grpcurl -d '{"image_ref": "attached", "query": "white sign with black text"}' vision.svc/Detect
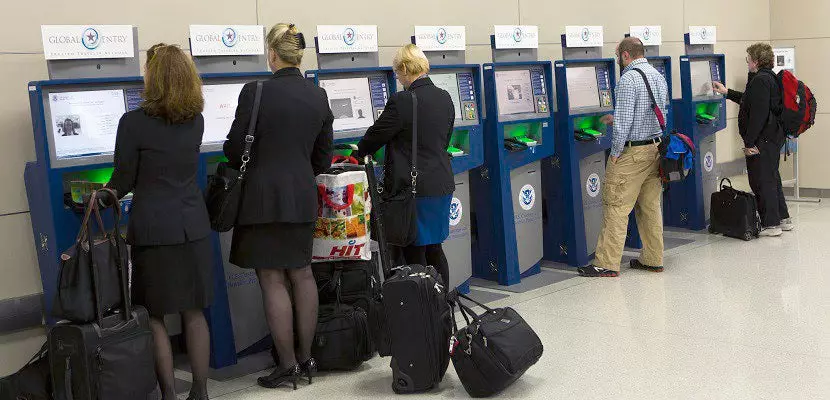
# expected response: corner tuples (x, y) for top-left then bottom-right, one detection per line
(773, 47), (796, 73)
(689, 26), (717, 45)
(189, 25), (265, 56)
(41, 25), (134, 60)
(629, 26), (662, 46)
(565, 26), (604, 48)
(493, 25), (539, 49)
(414, 26), (466, 52)
(317, 25), (378, 54)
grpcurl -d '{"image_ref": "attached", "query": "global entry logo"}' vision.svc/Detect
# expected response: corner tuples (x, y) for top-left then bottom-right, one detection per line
(581, 27), (590, 42)
(222, 28), (238, 47)
(513, 27), (523, 42)
(343, 28), (356, 45)
(437, 27), (447, 44)
(82, 27), (100, 50)
(642, 27), (651, 41)
(700, 27), (708, 40)
(519, 184), (535, 211)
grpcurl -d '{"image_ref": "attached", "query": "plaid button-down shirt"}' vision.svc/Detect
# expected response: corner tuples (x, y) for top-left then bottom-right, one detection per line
(611, 58), (669, 157)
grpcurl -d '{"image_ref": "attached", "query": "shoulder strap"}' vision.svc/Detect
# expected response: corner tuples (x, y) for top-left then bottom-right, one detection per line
(632, 68), (666, 133)
(410, 91), (418, 194)
(240, 81), (264, 174)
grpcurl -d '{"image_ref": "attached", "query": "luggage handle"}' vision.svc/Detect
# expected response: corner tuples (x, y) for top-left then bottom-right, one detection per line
(719, 178), (733, 191)
(317, 184), (355, 211)
(87, 189), (133, 325)
(362, 155), (392, 279)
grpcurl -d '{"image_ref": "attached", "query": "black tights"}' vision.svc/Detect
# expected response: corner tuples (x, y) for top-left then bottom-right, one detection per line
(257, 266), (318, 370)
(400, 244), (450, 286)
(151, 309), (210, 400)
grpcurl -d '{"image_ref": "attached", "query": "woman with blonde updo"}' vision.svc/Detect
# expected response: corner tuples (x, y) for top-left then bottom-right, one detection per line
(357, 44), (456, 285)
(223, 23), (333, 389)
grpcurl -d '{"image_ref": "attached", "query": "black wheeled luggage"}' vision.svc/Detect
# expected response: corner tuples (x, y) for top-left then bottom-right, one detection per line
(382, 265), (452, 393)
(709, 178), (762, 241)
(48, 191), (156, 400)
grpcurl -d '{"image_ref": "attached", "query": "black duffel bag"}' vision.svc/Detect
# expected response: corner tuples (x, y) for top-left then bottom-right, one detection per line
(205, 81), (262, 232)
(450, 293), (544, 398)
(311, 272), (373, 370)
(0, 342), (51, 400)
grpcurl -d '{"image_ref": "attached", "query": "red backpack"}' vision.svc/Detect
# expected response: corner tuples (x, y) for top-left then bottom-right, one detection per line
(766, 70), (817, 138)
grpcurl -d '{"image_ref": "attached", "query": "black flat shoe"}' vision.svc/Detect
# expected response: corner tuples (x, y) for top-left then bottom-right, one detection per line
(257, 364), (301, 390)
(299, 358), (318, 384)
(630, 259), (664, 272)
(577, 265), (619, 277)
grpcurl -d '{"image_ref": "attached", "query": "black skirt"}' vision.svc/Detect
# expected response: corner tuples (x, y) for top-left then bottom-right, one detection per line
(131, 236), (215, 317)
(230, 222), (314, 269)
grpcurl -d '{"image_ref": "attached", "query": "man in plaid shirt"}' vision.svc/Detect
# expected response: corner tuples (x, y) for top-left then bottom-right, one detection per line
(578, 37), (668, 277)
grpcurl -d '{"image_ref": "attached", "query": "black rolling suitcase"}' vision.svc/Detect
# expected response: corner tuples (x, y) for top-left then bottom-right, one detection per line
(382, 265), (452, 393)
(709, 178), (762, 241)
(48, 198), (156, 400)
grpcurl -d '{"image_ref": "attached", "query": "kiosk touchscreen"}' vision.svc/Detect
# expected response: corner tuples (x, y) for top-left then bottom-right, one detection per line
(201, 82), (246, 146)
(542, 35), (616, 268)
(470, 36), (554, 286)
(311, 72), (393, 144)
(665, 34), (726, 230)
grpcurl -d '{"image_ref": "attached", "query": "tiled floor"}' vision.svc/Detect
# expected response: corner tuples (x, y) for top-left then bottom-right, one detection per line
(176, 199), (829, 399)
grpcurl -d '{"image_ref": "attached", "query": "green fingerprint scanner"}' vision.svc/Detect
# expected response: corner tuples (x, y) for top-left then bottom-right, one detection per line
(447, 146), (465, 157)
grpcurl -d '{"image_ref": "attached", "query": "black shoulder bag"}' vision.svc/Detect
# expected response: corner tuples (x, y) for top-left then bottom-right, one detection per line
(379, 92), (419, 247)
(206, 81), (264, 232)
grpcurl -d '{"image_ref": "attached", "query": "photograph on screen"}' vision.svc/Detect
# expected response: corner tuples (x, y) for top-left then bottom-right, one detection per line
(690, 61), (715, 97)
(319, 77), (373, 132)
(566, 66), (601, 109)
(202, 83), (245, 144)
(430, 73), (463, 120)
(49, 89), (127, 159)
(495, 69), (534, 115)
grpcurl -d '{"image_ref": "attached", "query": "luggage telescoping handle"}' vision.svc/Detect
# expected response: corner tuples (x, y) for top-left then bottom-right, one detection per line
(89, 188), (133, 325)
(363, 155), (393, 279)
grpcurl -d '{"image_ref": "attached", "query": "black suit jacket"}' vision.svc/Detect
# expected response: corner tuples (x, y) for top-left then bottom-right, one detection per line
(357, 77), (455, 197)
(224, 67), (334, 225)
(108, 110), (211, 246)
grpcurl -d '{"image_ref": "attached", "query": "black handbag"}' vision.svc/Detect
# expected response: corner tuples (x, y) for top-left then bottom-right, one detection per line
(379, 92), (419, 247)
(0, 342), (51, 400)
(205, 81), (264, 232)
(53, 188), (127, 323)
(450, 293), (544, 398)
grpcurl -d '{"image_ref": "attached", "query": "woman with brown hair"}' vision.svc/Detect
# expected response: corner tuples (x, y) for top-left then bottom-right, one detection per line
(224, 23), (332, 390)
(104, 43), (214, 400)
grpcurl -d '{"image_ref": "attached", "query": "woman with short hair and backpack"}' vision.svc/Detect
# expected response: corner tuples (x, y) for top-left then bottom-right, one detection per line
(714, 43), (792, 237)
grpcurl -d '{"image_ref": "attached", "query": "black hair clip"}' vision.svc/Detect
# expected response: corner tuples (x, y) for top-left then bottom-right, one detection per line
(296, 32), (306, 49)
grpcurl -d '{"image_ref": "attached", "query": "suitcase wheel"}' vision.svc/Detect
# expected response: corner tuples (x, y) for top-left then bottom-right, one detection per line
(742, 231), (753, 241)
(708, 225), (717, 234)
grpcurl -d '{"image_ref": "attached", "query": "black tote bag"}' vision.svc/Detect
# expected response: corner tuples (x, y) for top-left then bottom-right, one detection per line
(205, 81), (264, 232)
(379, 92), (419, 247)
(53, 188), (127, 323)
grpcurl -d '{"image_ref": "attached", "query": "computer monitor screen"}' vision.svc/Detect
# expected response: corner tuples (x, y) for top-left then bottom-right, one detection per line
(48, 89), (127, 160)
(319, 77), (374, 132)
(690, 60), (714, 97)
(202, 83), (245, 145)
(566, 66), (601, 109)
(430, 73), (463, 120)
(495, 69), (535, 115)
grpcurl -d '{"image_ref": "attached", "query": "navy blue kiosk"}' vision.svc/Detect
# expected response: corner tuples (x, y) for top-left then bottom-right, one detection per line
(623, 27), (674, 249)
(543, 26), (616, 268)
(666, 29), (726, 230)
(471, 25), (555, 286)
(412, 26), (484, 292)
(25, 25), (276, 371)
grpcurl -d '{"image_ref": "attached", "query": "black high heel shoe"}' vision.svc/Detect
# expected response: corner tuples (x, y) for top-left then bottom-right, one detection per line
(299, 358), (318, 384)
(257, 364), (301, 390)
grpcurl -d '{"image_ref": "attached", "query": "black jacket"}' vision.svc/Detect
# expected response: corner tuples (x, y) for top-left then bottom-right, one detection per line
(224, 67), (333, 225)
(726, 69), (785, 148)
(108, 110), (211, 246)
(357, 77), (455, 197)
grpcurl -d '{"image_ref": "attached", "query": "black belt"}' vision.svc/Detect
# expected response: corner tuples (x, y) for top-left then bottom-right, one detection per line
(626, 137), (661, 147)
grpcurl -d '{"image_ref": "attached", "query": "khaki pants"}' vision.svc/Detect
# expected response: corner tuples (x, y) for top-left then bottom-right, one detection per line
(593, 143), (664, 271)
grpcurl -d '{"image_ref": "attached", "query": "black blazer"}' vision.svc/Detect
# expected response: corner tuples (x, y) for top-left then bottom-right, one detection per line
(726, 69), (785, 148)
(107, 110), (211, 246)
(224, 67), (334, 225)
(357, 77), (455, 197)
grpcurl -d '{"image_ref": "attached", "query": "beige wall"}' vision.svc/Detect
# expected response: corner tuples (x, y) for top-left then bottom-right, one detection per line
(0, 0), (770, 373)
(771, 0), (829, 189)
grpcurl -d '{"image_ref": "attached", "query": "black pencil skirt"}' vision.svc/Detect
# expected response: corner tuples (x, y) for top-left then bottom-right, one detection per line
(229, 222), (315, 270)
